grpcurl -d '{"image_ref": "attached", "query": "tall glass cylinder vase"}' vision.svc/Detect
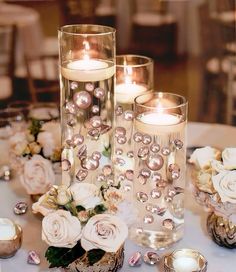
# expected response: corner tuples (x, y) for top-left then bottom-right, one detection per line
(130, 92), (187, 250)
(59, 25), (116, 186)
(113, 55), (153, 188)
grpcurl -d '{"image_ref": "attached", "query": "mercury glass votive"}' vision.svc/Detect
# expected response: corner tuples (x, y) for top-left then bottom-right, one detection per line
(59, 25), (116, 186)
(164, 249), (207, 272)
(114, 55), (153, 189)
(130, 92), (187, 249)
(0, 218), (22, 258)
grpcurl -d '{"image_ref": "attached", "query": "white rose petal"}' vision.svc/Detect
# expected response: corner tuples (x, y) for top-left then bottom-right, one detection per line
(212, 170), (236, 203)
(37, 122), (61, 158)
(57, 185), (72, 205)
(42, 210), (82, 248)
(81, 214), (128, 252)
(32, 193), (56, 216)
(222, 148), (236, 170)
(21, 154), (55, 195)
(189, 146), (220, 169)
(70, 183), (99, 208)
(9, 132), (28, 156)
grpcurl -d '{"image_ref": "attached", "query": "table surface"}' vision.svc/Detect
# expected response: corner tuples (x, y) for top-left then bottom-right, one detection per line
(0, 122), (236, 272)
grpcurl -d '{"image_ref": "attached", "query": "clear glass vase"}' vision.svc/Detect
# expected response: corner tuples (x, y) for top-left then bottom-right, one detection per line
(130, 92), (188, 249)
(113, 55), (153, 190)
(58, 25), (116, 186)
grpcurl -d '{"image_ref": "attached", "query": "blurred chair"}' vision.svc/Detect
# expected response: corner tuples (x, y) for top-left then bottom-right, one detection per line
(131, 0), (177, 59)
(58, 0), (99, 25)
(0, 24), (16, 105)
(198, 2), (236, 122)
(226, 57), (236, 125)
(95, 0), (116, 27)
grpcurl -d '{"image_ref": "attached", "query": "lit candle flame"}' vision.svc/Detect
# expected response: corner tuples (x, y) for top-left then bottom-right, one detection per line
(83, 40), (90, 60)
(124, 60), (133, 85)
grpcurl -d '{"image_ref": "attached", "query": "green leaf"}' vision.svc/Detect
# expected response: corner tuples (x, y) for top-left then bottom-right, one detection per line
(87, 249), (106, 266)
(94, 204), (107, 214)
(45, 241), (86, 268)
(29, 119), (43, 137)
(76, 205), (86, 212)
(64, 202), (78, 216)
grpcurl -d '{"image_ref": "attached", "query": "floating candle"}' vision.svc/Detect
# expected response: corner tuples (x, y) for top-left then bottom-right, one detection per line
(116, 83), (147, 104)
(0, 218), (16, 240)
(173, 256), (199, 272)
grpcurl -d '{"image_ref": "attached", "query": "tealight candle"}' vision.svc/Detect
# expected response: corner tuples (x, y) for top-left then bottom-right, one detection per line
(0, 218), (22, 258)
(61, 59), (115, 82)
(164, 249), (207, 272)
(116, 83), (147, 104)
(173, 257), (199, 272)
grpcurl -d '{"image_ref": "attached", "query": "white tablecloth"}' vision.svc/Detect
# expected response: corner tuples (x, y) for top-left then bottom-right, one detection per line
(0, 122), (236, 272)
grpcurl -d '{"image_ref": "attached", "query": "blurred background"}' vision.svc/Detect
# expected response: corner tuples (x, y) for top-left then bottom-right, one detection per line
(0, 0), (235, 124)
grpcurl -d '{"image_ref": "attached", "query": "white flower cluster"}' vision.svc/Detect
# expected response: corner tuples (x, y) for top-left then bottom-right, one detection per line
(33, 183), (128, 252)
(190, 146), (236, 204)
(9, 121), (61, 161)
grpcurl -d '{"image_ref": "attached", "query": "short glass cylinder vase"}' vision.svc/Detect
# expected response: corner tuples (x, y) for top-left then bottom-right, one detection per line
(113, 55), (153, 188)
(58, 25), (116, 186)
(130, 92), (188, 249)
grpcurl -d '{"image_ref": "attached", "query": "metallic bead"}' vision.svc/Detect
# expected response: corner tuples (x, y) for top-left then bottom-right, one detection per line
(173, 139), (183, 150)
(128, 252), (142, 267)
(164, 195), (173, 203)
(161, 146), (171, 156)
(90, 116), (102, 128)
(138, 146), (149, 160)
(114, 158), (125, 166)
(94, 87), (105, 99)
(70, 81), (78, 90)
(91, 105), (99, 114)
(77, 145), (87, 160)
(125, 169), (134, 181)
(142, 134), (152, 145)
(72, 134), (84, 146)
(143, 251), (160, 265)
(97, 174), (106, 182)
(115, 148), (123, 155)
(115, 127), (126, 137)
(140, 168), (151, 178)
(92, 151), (101, 161)
(81, 158), (99, 171)
(14, 202), (28, 215)
(61, 159), (71, 171)
(138, 174), (147, 185)
(118, 174), (125, 182)
(152, 172), (162, 182)
(124, 110), (134, 121)
(115, 105), (123, 116)
(136, 192), (148, 203)
(88, 128), (100, 139)
(27, 250), (41, 265)
(133, 132), (143, 143)
(146, 154), (164, 171)
(162, 219), (175, 230)
(155, 207), (167, 216)
(171, 170), (180, 180)
(65, 101), (77, 114)
(150, 189), (162, 199)
(76, 169), (88, 181)
(102, 165), (112, 176)
(73, 91), (92, 109)
(85, 82), (94, 92)
(143, 215), (154, 224)
(127, 151), (134, 158)
(117, 136), (127, 144)
(150, 143), (160, 153)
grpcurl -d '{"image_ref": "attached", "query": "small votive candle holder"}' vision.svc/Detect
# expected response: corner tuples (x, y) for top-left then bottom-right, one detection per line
(164, 248), (208, 272)
(0, 218), (22, 258)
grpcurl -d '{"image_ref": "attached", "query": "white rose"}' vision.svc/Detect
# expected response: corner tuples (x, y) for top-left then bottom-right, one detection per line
(222, 148), (236, 170)
(9, 132), (28, 156)
(56, 185), (72, 205)
(189, 146), (221, 169)
(32, 193), (57, 216)
(42, 210), (82, 248)
(21, 154), (55, 195)
(37, 122), (61, 158)
(212, 170), (236, 203)
(81, 214), (128, 252)
(70, 183), (100, 209)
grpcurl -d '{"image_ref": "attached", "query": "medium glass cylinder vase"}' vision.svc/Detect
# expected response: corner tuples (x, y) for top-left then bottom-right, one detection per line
(58, 25), (116, 186)
(113, 55), (153, 188)
(130, 92), (187, 249)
